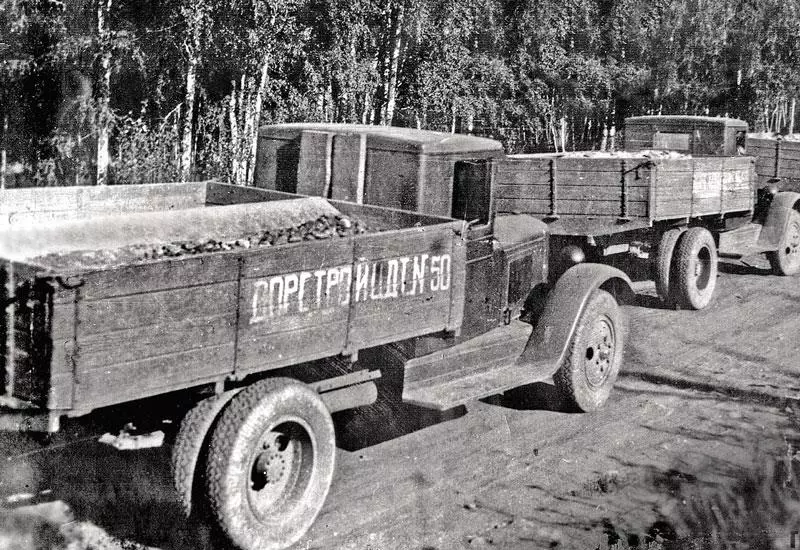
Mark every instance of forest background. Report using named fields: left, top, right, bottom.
left=1, top=0, right=799, bottom=186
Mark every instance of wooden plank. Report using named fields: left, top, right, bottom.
left=0, top=183, right=207, bottom=225
left=236, top=322, right=348, bottom=374
left=494, top=198, right=647, bottom=217
left=79, top=282, right=238, bottom=335
left=73, top=344, right=234, bottom=410
left=76, top=313, right=235, bottom=370
left=76, top=253, right=241, bottom=301
left=495, top=184, right=648, bottom=201
left=241, top=238, right=353, bottom=279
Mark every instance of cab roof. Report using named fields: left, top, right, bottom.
left=258, top=123, right=504, bottom=155
left=625, top=115, right=748, bottom=128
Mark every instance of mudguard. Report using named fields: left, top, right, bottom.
left=758, top=191, right=800, bottom=249
left=515, top=263, right=633, bottom=372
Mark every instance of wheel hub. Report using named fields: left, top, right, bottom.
left=584, top=316, right=615, bottom=387
left=246, top=425, right=308, bottom=520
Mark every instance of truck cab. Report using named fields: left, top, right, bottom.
left=624, top=115, right=748, bottom=156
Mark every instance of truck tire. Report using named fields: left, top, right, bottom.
left=172, top=390, right=241, bottom=517
left=767, top=209, right=800, bottom=275
left=205, top=377, right=335, bottom=550
left=554, top=289, right=624, bottom=412
left=654, top=227, right=686, bottom=305
left=673, top=227, right=718, bottom=310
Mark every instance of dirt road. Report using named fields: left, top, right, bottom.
left=1, top=255, right=799, bottom=550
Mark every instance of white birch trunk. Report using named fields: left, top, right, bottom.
left=383, top=6, right=404, bottom=126
left=1, top=114, right=7, bottom=189
left=791, top=98, right=796, bottom=135
left=180, top=57, right=196, bottom=181
left=96, top=0, right=113, bottom=185
left=229, top=83, right=240, bottom=184
left=247, top=57, right=269, bottom=186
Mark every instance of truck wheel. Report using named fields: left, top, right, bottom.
left=673, top=227, right=718, bottom=310
left=172, top=390, right=241, bottom=517
left=767, top=209, right=800, bottom=275
left=654, top=227, right=686, bottom=305
left=205, top=377, right=335, bottom=550
left=554, top=290, right=624, bottom=412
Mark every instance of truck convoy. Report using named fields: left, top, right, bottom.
left=0, top=172, right=632, bottom=548
left=253, top=117, right=800, bottom=312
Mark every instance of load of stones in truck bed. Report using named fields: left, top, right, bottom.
left=0, top=197, right=374, bottom=271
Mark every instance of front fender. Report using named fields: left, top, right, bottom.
left=516, top=263, right=632, bottom=372
left=758, top=191, right=800, bottom=249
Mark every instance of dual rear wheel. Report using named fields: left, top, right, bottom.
left=654, top=226, right=718, bottom=310
left=172, top=378, right=335, bottom=550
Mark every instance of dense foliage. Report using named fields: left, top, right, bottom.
left=2, top=0, right=800, bottom=185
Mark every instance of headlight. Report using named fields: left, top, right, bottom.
left=560, top=245, right=585, bottom=265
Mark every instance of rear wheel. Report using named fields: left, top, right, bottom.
left=172, top=390, right=241, bottom=517
left=767, top=209, right=800, bottom=275
left=673, top=227, right=718, bottom=310
left=654, top=227, right=686, bottom=306
left=554, top=290, right=624, bottom=412
left=205, top=378, right=335, bottom=550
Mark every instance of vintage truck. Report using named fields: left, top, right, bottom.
left=253, top=118, right=800, bottom=312
left=0, top=177, right=632, bottom=550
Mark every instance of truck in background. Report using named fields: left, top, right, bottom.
left=251, top=118, right=800, bottom=312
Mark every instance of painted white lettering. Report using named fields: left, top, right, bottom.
left=355, top=262, right=369, bottom=302
left=439, top=254, right=451, bottom=290
left=298, top=272, right=312, bottom=312
left=268, top=277, right=284, bottom=317
left=325, top=268, right=340, bottom=307
left=283, top=274, right=299, bottom=313
left=385, top=260, right=399, bottom=298
left=250, top=281, right=270, bottom=324
left=430, top=256, right=440, bottom=291
left=411, top=254, right=428, bottom=295
left=313, top=270, right=326, bottom=307
left=339, top=266, right=352, bottom=305
left=398, top=257, right=410, bottom=295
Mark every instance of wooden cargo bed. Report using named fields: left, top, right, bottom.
left=0, top=182, right=466, bottom=416
left=494, top=154, right=755, bottom=231
left=747, top=136, right=800, bottom=190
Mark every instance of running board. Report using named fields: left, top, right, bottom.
left=400, top=320, right=556, bottom=410
left=718, top=223, right=770, bottom=256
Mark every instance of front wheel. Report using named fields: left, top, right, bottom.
left=205, top=378, right=336, bottom=550
left=554, top=289, right=624, bottom=412
left=767, top=209, right=800, bottom=275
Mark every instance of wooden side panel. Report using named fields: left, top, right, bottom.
left=0, top=183, right=207, bottom=225
left=236, top=239, right=353, bottom=374
left=347, top=227, right=457, bottom=349
left=72, top=279, right=238, bottom=410
left=494, top=157, right=651, bottom=218
left=652, top=157, right=753, bottom=219
left=749, top=138, right=800, bottom=180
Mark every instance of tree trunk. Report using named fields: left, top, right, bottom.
left=791, top=98, right=797, bottom=135
left=247, top=57, right=270, bottom=186
left=1, top=114, right=7, bottom=189
left=180, top=56, right=197, bottom=182
left=229, top=82, right=240, bottom=184
left=96, top=0, right=113, bottom=185
left=383, top=5, right=404, bottom=125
